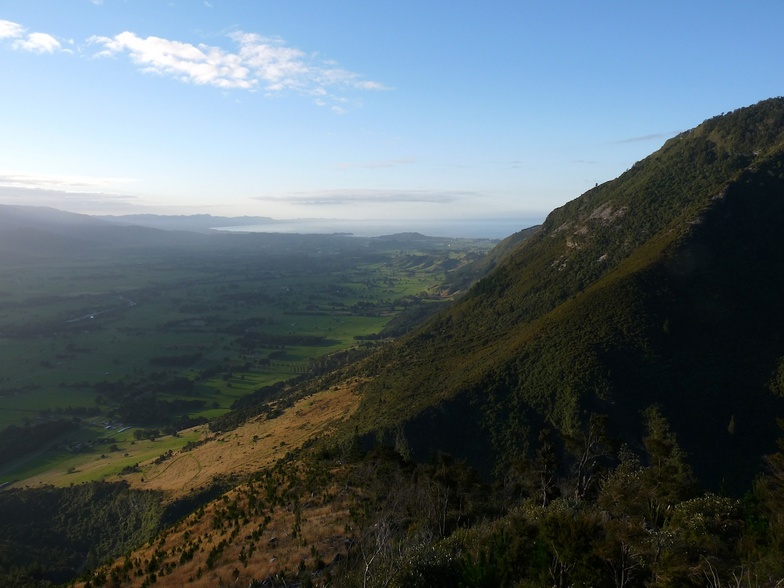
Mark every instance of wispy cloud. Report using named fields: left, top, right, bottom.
left=0, top=19, right=62, bottom=53
left=89, top=29, right=388, bottom=107
left=0, top=172, right=134, bottom=191
left=0, top=172, right=141, bottom=213
left=0, top=18, right=387, bottom=109
left=614, top=131, right=681, bottom=144
left=0, top=185, right=140, bottom=214
left=334, top=158, right=415, bottom=170
left=90, top=31, right=255, bottom=89
left=254, top=189, right=474, bottom=206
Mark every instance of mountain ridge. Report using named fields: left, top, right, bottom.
left=335, top=97, right=784, bottom=492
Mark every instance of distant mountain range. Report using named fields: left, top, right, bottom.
left=0, top=204, right=113, bottom=232
left=95, top=213, right=279, bottom=233
left=0, top=205, right=507, bottom=265
left=0, top=205, right=213, bottom=260
left=0, top=206, right=279, bottom=237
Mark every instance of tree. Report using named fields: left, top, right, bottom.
left=597, top=446, right=651, bottom=587
left=537, top=502, right=604, bottom=588
left=752, top=419, right=784, bottom=578
left=564, top=413, right=615, bottom=502
left=641, top=405, right=698, bottom=525
left=533, top=428, right=560, bottom=507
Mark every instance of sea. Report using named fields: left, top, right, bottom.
left=212, top=217, right=543, bottom=240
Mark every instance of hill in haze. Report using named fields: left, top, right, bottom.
left=97, top=213, right=279, bottom=233
left=0, top=205, right=214, bottom=260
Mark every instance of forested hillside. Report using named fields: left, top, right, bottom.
left=341, top=98, right=784, bottom=492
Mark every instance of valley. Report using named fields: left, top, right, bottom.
left=5, top=99, right=784, bottom=587
left=0, top=226, right=497, bottom=490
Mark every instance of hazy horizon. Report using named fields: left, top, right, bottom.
left=211, top=216, right=543, bottom=240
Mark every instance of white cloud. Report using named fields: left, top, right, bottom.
left=0, top=185, right=141, bottom=214
left=0, top=19, right=24, bottom=39
left=356, top=81, right=387, bottom=91
left=230, top=32, right=308, bottom=90
left=90, top=31, right=255, bottom=89
left=335, top=158, right=416, bottom=170
left=1, top=19, right=64, bottom=53
left=613, top=131, right=681, bottom=144
left=0, top=172, right=134, bottom=191
left=90, top=29, right=388, bottom=106
left=13, top=32, right=61, bottom=54
left=254, top=189, right=474, bottom=206
left=1, top=18, right=386, bottom=108
left=0, top=173, right=140, bottom=214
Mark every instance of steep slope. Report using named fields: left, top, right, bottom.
left=343, top=98, right=784, bottom=491
left=439, top=224, right=541, bottom=294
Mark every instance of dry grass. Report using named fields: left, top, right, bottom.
left=10, top=378, right=362, bottom=495
left=4, top=429, right=201, bottom=490
left=113, top=379, right=362, bottom=498
left=79, top=464, right=361, bottom=587
left=74, top=380, right=366, bottom=587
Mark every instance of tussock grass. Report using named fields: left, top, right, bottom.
left=114, top=379, right=362, bottom=497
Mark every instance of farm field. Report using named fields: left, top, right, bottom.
left=0, top=230, right=495, bottom=487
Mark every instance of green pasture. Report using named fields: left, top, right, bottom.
left=0, top=236, right=494, bottom=486
left=0, top=424, right=202, bottom=487
left=0, top=388, right=97, bottom=428
left=0, top=260, right=420, bottom=409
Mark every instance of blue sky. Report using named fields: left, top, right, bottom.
left=1, top=1, right=782, bottom=230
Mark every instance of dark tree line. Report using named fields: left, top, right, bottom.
left=0, top=419, right=79, bottom=466
left=0, top=482, right=164, bottom=586
left=326, top=408, right=784, bottom=587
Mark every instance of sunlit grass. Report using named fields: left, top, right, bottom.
left=2, top=426, right=202, bottom=487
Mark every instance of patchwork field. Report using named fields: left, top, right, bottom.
left=0, top=231, right=494, bottom=487
left=11, top=378, right=362, bottom=496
